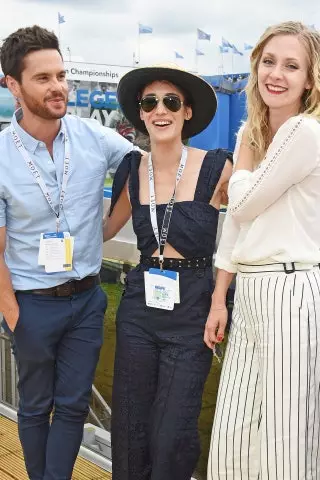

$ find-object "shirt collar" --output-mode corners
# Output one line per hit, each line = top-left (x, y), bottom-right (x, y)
(11, 108), (65, 154)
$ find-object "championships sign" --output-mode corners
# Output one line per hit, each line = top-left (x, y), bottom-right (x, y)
(64, 62), (132, 83)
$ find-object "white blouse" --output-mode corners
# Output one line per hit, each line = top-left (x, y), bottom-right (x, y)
(215, 114), (320, 273)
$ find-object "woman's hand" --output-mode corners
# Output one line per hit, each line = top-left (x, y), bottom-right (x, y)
(204, 269), (234, 349)
(204, 302), (228, 350)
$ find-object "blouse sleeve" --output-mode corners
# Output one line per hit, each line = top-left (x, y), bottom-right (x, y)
(108, 150), (140, 216)
(228, 116), (320, 223)
(215, 210), (239, 273)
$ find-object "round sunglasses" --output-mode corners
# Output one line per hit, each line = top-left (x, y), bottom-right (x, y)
(139, 94), (184, 113)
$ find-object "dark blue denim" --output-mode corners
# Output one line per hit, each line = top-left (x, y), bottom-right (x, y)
(2, 285), (107, 480)
(111, 264), (213, 480)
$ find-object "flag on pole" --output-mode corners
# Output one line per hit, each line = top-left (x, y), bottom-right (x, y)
(244, 42), (253, 50)
(219, 45), (229, 54)
(139, 23), (153, 34)
(175, 51), (184, 59)
(222, 37), (232, 48)
(195, 48), (204, 56)
(58, 12), (65, 24)
(231, 44), (243, 56)
(197, 28), (211, 41)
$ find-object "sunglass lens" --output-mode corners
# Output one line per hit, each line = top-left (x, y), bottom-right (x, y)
(140, 96), (158, 112)
(163, 95), (182, 112)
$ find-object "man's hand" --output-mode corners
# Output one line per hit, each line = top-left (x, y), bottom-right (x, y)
(4, 306), (19, 332)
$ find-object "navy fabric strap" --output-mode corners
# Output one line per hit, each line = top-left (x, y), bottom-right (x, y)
(109, 150), (142, 216)
(194, 149), (233, 203)
(128, 152), (142, 209)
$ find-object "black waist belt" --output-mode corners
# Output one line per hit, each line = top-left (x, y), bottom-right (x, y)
(16, 275), (101, 297)
(140, 255), (213, 269)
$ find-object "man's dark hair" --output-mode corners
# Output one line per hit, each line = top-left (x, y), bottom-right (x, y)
(1, 25), (62, 82)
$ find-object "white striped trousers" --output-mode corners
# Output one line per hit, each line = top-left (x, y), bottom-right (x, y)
(208, 267), (320, 480)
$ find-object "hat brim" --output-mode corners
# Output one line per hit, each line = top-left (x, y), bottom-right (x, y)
(117, 67), (217, 140)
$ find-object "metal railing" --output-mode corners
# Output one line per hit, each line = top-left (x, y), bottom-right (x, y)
(0, 330), (18, 409)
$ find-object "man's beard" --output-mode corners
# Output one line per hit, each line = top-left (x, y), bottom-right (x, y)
(20, 87), (68, 120)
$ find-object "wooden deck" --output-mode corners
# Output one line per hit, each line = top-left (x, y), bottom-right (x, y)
(0, 416), (111, 479)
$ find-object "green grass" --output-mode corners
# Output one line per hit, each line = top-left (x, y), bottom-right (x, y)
(94, 282), (225, 480)
(94, 283), (122, 405)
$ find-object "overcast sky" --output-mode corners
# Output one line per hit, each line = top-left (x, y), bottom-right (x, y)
(1, 0), (318, 75)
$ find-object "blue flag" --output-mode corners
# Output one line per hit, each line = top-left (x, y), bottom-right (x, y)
(139, 23), (153, 34)
(231, 44), (243, 56)
(58, 12), (65, 24)
(222, 37), (232, 48)
(219, 45), (229, 54)
(196, 48), (204, 56)
(175, 51), (184, 59)
(197, 28), (211, 41)
(244, 43), (253, 50)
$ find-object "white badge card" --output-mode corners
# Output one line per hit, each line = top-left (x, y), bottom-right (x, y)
(38, 232), (74, 273)
(144, 268), (179, 310)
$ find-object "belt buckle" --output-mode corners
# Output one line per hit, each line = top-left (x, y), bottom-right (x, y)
(283, 262), (295, 274)
(56, 282), (75, 297)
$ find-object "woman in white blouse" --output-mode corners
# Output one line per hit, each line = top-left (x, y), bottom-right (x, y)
(206, 21), (320, 480)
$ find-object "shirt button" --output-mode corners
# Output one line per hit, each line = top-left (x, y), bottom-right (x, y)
(39, 142), (45, 148)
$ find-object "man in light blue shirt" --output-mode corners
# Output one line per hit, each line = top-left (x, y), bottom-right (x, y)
(2, 109), (131, 290)
(0, 25), (134, 480)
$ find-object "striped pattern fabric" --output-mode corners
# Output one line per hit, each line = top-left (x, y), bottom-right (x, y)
(208, 267), (320, 479)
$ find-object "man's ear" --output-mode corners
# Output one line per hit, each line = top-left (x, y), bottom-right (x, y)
(6, 75), (21, 99)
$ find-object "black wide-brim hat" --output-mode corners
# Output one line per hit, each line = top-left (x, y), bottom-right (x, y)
(117, 64), (217, 139)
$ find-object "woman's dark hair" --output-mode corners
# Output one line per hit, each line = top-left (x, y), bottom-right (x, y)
(0, 25), (62, 82)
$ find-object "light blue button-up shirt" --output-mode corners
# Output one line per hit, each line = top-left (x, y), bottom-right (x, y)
(0, 110), (134, 290)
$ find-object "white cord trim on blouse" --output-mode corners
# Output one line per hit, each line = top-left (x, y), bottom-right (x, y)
(229, 117), (304, 214)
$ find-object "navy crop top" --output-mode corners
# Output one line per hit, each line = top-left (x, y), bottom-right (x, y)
(109, 149), (232, 258)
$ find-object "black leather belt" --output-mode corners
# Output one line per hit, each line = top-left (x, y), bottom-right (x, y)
(16, 275), (100, 297)
(140, 255), (213, 269)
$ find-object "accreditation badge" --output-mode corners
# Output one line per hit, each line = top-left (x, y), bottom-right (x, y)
(144, 268), (180, 310)
(38, 232), (74, 273)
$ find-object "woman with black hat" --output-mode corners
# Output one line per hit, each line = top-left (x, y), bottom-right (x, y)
(103, 64), (233, 480)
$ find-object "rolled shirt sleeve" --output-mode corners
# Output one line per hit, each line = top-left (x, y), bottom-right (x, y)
(99, 124), (136, 172)
(81, 118), (136, 173)
(228, 115), (320, 224)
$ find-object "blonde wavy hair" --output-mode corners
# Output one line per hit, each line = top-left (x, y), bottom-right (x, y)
(245, 21), (320, 160)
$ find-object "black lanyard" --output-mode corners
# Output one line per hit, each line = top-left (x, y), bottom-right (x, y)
(148, 147), (188, 267)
